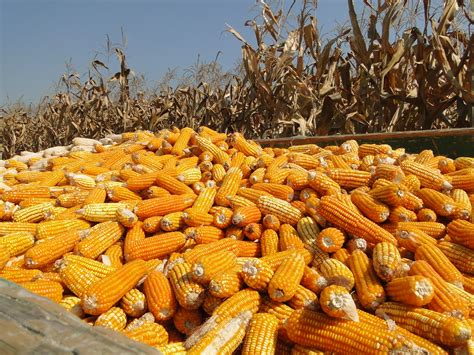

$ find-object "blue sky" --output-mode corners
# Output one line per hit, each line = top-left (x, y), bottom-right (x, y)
(0, 0), (379, 105)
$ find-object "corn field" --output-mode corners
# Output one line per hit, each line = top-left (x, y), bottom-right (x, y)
(0, 0), (472, 158)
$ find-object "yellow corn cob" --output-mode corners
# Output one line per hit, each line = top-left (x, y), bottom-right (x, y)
(241, 313), (279, 355)
(209, 266), (244, 298)
(61, 254), (115, 278)
(172, 307), (203, 336)
(238, 187), (272, 204)
(257, 195), (302, 225)
(211, 163), (227, 183)
(0, 268), (42, 283)
(75, 221), (124, 259)
(75, 203), (125, 222)
(58, 261), (100, 297)
(260, 249), (312, 271)
(2, 187), (51, 203)
(239, 258), (273, 292)
(0, 246), (9, 270)
(195, 135), (231, 167)
(259, 297), (295, 332)
(317, 195), (397, 245)
(388, 205), (418, 223)
(447, 220), (474, 249)
(170, 127), (193, 156)
(94, 307), (127, 331)
(315, 228), (345, 253)
(227, 195), (256, 209)
(57, 191), (90, 208)
(182, 208), (213, 227)
(134, 194), (195, 219)
(123, 322), (169, 347)
(286, 171), (309, 191)
(183, 226), (222, 245)
(185, 311), (251, 355)
(36, 219), (90, 240)
(454, 157), (474, 170)
(20, 280), (63, 302)
(437, 241), (474, 275)
(119, 288), (147, 318)
(331, 247), (350, 266)
(375, 302), (471, 347)
(372, 242), (401, 282)
(260, 229), (279, 256)
(415, 243), (463, 288)
(191, 249), (236, 285)
(325, 169), (371, 189)
(319, 258), (354, 291)
(156, 342), (186, 354)
(348, 249), (385, 310)
(143, 270), (177, 321)
(168, 261), (205, 310)
(286, 308), (420, 353)
(125, 171), (161, 191)
(299, 266), (326, 294)
(0, 231), (35, 256)
(240, 223), (260, 241)
(155, 174), (195, 196)
(101, 243), (123, 269)
(159, 211), (185, 231)
(249, 167), (266, 184)
(202, 292), (224, 315)
(214, 167), (242, 206)
(125, 231), (186, 261)
(417, 188), (465, 219)
(268, 252), (305, 302)
(142, 216), (161, 234)
(263, 168), (291, 185)
(276, 224), (302, 251)
(201, 288), (259, 325)
(59, 296), (85, 318)
(400, 160), (452, 190)
(371, 164), (405, 184)
(113, 207), (137, 228)
(24, 232), (81, 268)
(191, 187), (217, 213)
(66, 173), (96, 190)
(176, 168), (201, 186)
(395, 220), (447, 238)
(144, 186), (171, 199)
(290, 344), (325, 355)
(210, 207), (232, 229)
(357, 309), (447, 354)
(319, 284), (359, 321)
(409, 260), (469, 318)
(262, 214), (280, 232)
(228, 132), (262, 157)
(287, 285), (319, 311)
(182, 238), (239, 264)
(368, 182), (409, 208)
(12, 202), (54, 223)
(124, 312), (155, 331)
(252, 182), (294, 202)
(107, 186), (142, 202)
(81, 259), (147, 315)
(386, 276), (435, 306)
(18, 198), (56, 209)
(350, 190), (390, 223)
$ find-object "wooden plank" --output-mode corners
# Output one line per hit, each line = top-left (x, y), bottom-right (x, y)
(255, 128), (474, 158)
(0, 279), (158, 354)
(255, 128), (474, 146)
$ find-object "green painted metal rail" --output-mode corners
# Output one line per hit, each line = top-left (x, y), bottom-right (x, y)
(256, 128), (474, 158)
